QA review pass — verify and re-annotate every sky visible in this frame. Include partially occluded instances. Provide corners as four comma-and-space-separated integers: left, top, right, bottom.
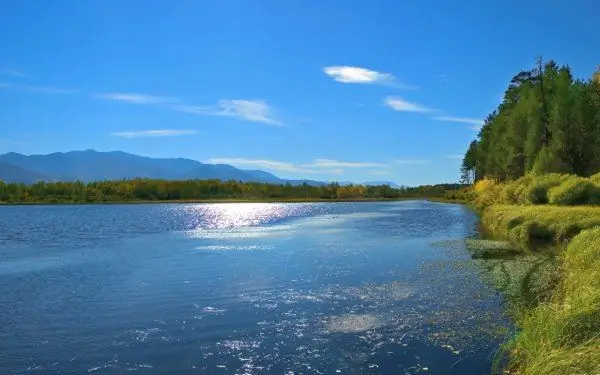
1, 0, 599, 185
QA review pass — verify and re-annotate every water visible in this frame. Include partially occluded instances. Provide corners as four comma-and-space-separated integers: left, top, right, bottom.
0, 201, 511, 374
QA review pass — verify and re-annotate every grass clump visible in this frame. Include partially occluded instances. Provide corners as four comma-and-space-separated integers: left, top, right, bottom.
548, 176, 600, 205
505, 228, 600, 375
481, 205, 600, 248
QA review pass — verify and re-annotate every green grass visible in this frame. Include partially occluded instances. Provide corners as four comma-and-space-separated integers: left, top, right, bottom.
481, 205, 600, 248
503, 228, 600, 375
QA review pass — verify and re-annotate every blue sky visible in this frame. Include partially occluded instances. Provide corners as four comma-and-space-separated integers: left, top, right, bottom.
1, 0, 598, 185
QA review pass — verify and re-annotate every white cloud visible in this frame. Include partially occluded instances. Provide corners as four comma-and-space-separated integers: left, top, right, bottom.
174, 99, 281, 125
305, 159, 386, 168
0, 82, 77, 94
96, 93, 178, 105
0, 69, 30, 78
324, 66, 394, 84
110, 129, 198, 138
392, 159, 431, 165
445, 154, 464, 160
323, 66, 414, 89
384, 96, 433, 113
432, 116, 484, 126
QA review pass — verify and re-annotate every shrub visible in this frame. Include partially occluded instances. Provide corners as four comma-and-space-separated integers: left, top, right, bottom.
590, 172, 600, 184
522, 173, 571, 204
548, 177, 600, 205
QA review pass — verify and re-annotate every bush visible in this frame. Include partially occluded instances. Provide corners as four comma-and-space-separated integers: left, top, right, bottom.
590, 172, 600, 184
523, 173, 571, 204
548, 177, 600, 205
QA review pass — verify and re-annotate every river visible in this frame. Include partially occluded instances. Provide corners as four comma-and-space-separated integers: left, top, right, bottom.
0, 201, 512, 374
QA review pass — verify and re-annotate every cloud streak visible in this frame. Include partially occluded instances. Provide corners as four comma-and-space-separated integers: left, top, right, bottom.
432, 116, 484, 126
323, 66, 414, 88
97, 93, 178, 105
392, 159, 431, 165
208, 157, 387, 175
111, 129, 198, 138
304, 159, 386, 168
0, 69, 30, 78
0, 82, 78, 94
174, 99, 281, 125
385, 97, 433, 113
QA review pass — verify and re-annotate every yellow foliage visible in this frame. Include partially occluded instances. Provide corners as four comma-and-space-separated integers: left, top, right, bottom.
473, 178, 497, 194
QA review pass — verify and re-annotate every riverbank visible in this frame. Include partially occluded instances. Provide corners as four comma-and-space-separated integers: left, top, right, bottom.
471, 176, 600, 374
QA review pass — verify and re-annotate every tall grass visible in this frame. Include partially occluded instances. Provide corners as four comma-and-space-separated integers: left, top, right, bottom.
505, 228, 600, 375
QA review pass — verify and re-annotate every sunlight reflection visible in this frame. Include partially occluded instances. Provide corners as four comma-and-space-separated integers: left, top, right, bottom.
180, 203, 309, 230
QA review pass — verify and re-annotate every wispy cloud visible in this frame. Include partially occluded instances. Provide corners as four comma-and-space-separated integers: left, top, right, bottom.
208, 157, 387, 175
0, 82, 78, 94
384, 97, 433, 113
392, 159, 431, 165
208, 158, 312, 173
438, 74, 450, 83
174, 99, 281, 125
368, 170, 390, 176
96, 93, 178, 105
110, 129, 198, 138
445, 154, 464, 160
0, 69, 30, 78
304, 159, 386, 169
432, 116, 484, 127
323, 66, 414, 89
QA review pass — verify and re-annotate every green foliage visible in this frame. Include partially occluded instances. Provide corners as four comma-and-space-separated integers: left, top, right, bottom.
505, 228, 600, 374
462, 58, 600, 182
0, 179, 467, 203
548, 177, 600, 205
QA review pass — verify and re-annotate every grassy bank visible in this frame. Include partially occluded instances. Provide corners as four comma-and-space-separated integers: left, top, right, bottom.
505, 227, 600, 374
481, 205, 600, 249
470, 175, 600, 374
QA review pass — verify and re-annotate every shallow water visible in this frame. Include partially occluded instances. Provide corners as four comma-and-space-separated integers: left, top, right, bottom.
0, 201, 511, 374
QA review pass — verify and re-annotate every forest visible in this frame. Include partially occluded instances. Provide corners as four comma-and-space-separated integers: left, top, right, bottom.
461, 58, 600, 183
0, 178, 465, 203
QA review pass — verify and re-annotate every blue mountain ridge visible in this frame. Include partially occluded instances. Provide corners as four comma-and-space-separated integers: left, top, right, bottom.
0, 150, 399, 187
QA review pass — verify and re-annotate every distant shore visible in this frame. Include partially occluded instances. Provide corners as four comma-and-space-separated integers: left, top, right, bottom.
0, 197, 462, 206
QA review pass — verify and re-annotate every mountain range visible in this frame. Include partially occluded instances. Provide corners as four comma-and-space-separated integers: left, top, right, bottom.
0, 150, 400, 187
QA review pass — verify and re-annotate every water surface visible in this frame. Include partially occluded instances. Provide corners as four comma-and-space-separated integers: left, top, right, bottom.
0, 201, 510, 374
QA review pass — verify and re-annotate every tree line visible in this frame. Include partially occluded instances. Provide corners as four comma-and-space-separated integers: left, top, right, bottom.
461, 58, 600, 183
0, 179, 466, 203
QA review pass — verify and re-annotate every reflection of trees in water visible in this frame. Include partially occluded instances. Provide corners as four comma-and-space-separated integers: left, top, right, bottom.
471, 245, 559, 309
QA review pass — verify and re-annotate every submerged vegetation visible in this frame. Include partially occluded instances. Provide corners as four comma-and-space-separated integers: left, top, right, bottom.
0, 178, 466, 203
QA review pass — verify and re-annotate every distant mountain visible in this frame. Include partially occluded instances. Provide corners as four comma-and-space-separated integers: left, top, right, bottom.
0, 150, 400, 188
0, 161, 54, 184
